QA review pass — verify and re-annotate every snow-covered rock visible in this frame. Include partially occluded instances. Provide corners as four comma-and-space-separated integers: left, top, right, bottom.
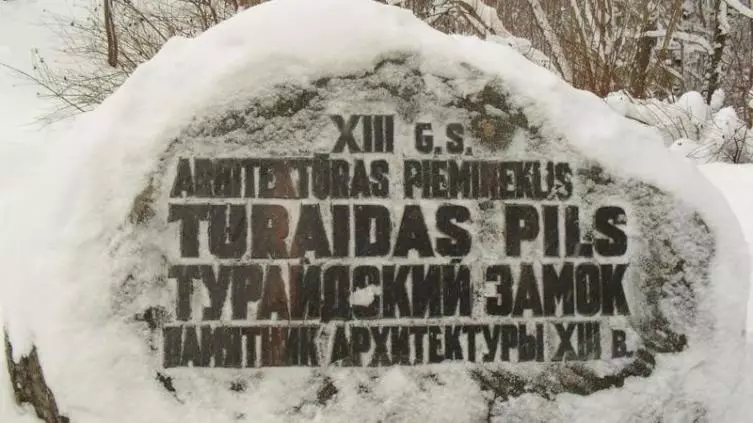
0, 0, 748, 422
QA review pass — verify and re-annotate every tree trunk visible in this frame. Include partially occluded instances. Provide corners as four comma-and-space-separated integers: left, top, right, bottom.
630, 19, 659, 98
104, 0, 118, 68
707, 0, 729, 103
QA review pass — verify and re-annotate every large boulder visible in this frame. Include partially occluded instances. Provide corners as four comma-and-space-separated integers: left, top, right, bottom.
0, 0, 748, 422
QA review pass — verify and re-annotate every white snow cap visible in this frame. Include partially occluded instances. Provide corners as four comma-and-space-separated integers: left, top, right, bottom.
0, 0, 748, 422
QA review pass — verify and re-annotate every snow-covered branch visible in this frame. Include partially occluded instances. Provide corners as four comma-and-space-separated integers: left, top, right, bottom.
642, 30, 714, 54
725, 0, 753, 19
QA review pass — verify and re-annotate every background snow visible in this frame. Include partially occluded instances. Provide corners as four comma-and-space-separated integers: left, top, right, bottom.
0, 0, 81, 145
0, 0, 751, 422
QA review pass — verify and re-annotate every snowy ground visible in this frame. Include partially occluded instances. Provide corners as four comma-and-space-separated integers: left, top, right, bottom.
698, 163, 753, 338
2, 1, 753, 421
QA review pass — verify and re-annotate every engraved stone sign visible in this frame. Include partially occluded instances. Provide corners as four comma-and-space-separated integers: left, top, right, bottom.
2, 1, 747, 422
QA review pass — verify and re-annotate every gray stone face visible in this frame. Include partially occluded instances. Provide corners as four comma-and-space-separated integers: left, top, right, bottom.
110, 57, 716, 420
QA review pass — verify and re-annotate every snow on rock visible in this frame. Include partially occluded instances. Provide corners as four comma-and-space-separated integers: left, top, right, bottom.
487, 34, 558, 75
668, 138, 721, 164
668, 138, 703, 159
0, 0, 748, 422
